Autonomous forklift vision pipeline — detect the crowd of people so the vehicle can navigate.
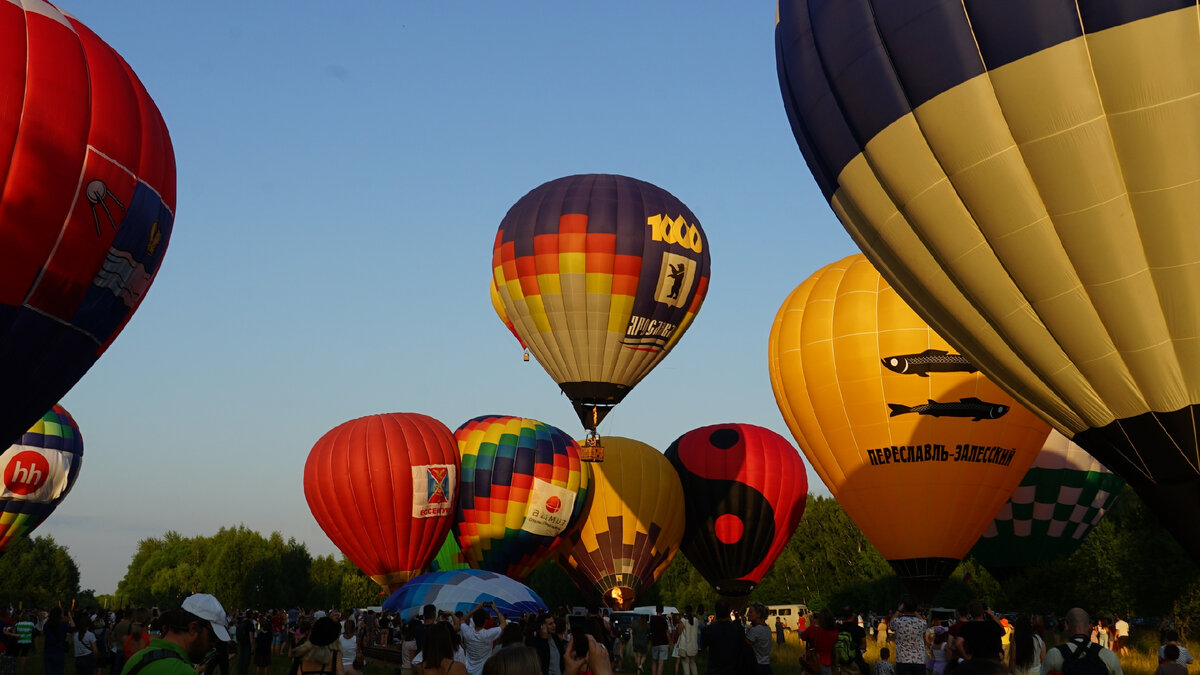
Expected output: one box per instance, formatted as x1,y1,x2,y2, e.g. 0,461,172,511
0,597,1189,675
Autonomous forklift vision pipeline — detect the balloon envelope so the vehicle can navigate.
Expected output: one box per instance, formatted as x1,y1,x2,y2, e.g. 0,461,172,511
0,1,175,447
304,413,460,592
768,255,1050,586
972,431,1124,571
665,423,807,598
383,569,547,619
776,0,1200,562
445,415,591,580
559,437,685,609
491,174,711,430
0,405,84,553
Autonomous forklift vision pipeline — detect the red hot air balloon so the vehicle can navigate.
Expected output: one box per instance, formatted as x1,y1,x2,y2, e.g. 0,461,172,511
665,423,808,600
304,413,460,592
0,2,176,447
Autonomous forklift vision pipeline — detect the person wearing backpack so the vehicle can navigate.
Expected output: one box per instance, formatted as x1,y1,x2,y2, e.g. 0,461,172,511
836,609,868,675
1043,608,1123,675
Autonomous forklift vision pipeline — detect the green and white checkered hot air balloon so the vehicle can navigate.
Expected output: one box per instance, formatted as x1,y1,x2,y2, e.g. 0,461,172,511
972,431,1123,575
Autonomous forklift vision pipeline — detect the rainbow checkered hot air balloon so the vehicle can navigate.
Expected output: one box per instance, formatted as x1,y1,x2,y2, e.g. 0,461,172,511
442,415,591,580
0,405,84,553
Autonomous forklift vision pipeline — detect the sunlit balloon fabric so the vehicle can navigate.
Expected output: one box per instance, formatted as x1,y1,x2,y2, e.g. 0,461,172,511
0,405,84,554
665,423,807,598
383,569,547,620
491,174,711,431
490,278,526,351
972,431,1124,570
304,413,460,592
559,437,685,610
768,255,1050,584
430,532,470,572
447,415,591,580
0,1,175,447
776,1,1200,562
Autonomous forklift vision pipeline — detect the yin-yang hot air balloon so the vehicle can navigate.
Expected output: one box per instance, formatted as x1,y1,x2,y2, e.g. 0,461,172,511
304,413,460,592
768,254,1051,594
972,431,1124,577
559,437,685,610
491,175,711,449
665,423,807,601
776,1,1200,563
0,2,176,447
0,405,84,553
445,415,591,580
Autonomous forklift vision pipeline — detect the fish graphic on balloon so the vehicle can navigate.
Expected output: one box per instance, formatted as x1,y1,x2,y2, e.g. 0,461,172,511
887,398,1009,421
881,350,977,376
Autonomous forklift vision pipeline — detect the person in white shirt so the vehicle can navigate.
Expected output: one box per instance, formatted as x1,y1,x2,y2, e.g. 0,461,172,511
459,602,507,675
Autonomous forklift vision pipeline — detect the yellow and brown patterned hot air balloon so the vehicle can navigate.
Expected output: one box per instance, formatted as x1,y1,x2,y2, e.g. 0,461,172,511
559,437,685,609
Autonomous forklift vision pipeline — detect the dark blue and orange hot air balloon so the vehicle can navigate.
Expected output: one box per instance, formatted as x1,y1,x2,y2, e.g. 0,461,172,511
443,415,591,581
491,175,710,442
665,423,807,600
776,0,1200,564
304,413,460,592
0,405,84,554
0,2,175,447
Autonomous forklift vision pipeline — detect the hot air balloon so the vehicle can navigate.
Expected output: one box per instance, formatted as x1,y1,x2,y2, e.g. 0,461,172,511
0,2,176,447
768,254,1051,594
665,423,807,601
491,174,711,446
304,413,460,592
0,405,84,553
430,532,471,572
776,1,1200,563
444,415,591,581
559,437,685,610
383,569,547,619
972,431,1124,576
490,278,528,360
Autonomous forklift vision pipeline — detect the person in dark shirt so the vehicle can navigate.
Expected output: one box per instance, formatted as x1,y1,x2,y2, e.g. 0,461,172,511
699,599,744,675
838,609,869,675
955,602,1004,663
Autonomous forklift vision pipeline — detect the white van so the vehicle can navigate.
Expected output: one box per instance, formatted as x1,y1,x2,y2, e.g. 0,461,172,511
766,604,809,631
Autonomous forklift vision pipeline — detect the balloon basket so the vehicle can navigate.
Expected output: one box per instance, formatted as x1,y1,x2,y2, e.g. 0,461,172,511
581,432,605,462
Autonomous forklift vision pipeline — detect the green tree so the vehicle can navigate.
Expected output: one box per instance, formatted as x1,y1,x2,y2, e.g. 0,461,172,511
0,535,81,607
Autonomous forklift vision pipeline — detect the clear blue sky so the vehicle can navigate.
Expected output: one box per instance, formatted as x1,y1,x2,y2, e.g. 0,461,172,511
41,2,859,595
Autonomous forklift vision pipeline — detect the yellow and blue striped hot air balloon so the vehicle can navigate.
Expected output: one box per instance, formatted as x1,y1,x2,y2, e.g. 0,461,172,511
776,0,1200,564
558,437,685,610
446,415,592,581
0,404,83,553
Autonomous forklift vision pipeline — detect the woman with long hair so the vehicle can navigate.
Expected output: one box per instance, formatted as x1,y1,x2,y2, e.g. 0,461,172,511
419,622,467,675
674,607,699,675
1008,615,1046,675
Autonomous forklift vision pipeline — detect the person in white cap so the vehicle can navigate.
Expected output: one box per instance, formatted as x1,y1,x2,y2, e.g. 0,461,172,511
120,594,231,675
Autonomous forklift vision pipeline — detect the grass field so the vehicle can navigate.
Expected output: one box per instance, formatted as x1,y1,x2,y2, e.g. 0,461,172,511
8,630,1185,675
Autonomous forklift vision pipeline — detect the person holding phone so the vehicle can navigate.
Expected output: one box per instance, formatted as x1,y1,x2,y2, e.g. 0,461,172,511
460,602,506,675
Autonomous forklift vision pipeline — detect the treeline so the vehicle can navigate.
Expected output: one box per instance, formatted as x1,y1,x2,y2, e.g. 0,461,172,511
111,526,380,610
15,488,1200,634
